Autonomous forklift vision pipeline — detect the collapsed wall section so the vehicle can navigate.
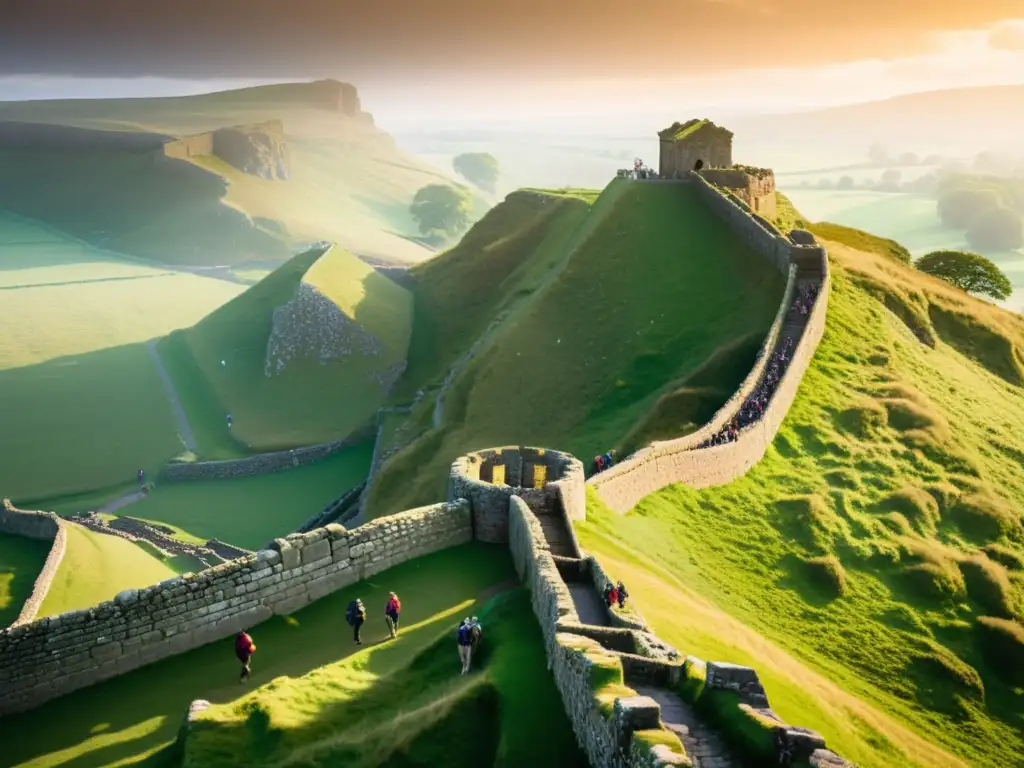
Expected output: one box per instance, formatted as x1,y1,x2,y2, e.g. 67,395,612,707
0,501,471,716
0,500,68,628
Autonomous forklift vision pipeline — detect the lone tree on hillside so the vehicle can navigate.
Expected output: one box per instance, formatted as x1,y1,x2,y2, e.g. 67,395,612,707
915,250,1012,301
937,187,1001,229
410,184,473,239
452,153,500,193
966,206,1024,252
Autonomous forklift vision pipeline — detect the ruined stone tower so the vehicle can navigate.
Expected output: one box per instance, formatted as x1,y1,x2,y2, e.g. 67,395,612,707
658,119,733,178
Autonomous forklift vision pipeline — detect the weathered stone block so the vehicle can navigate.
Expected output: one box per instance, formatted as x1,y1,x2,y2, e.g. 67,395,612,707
301,538,331,564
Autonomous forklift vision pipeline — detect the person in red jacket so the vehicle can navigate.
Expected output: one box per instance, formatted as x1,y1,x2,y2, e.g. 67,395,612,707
385,592,402,639
235,629,256,682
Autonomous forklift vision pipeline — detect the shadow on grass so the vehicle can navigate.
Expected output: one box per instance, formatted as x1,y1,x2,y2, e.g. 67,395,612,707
0,543,516,768
0,534,52,628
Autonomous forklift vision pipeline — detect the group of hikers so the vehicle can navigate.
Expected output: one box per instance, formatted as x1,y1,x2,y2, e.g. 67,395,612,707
231,592,485,682
603,580,629,609
592,449,617,475
699,282,819,449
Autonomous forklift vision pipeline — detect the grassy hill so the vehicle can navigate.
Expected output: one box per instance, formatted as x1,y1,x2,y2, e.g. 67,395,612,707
579,220,1024,766
367,180,786,516
0,80,484,267
0,544,563,768
0,533,51,628
161,244,413,453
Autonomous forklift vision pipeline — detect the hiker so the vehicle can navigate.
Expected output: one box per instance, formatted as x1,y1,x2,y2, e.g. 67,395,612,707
604,582,618,608
469,616,483,662
226,413,233,428
235,629,256,682
137,469,145,484
594,455,605,474
385,592,401,639
616,581,629,609
603,449,616,469
457,617,474,674
346,598,367,645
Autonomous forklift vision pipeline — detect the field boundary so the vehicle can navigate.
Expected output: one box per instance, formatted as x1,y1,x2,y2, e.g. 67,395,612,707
0,500,68,627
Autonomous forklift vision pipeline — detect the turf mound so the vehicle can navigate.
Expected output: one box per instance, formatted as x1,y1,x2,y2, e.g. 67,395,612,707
160,244,413,452
367,181,786,516
577,219,1024,766
181,589,585,767
0,80,482,266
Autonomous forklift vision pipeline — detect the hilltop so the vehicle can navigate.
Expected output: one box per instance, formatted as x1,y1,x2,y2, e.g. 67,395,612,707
367,179,787,516
0,80,482,267
160,244,413,454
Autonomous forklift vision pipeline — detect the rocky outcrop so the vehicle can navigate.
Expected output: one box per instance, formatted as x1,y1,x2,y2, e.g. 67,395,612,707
264,283,383,377
212,120,290,180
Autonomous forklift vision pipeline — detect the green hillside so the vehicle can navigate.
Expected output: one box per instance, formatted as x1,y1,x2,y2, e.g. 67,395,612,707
581,227,1024,766
0,533,51,628
367,181,786,516
0,80,485,266
161,244,413,452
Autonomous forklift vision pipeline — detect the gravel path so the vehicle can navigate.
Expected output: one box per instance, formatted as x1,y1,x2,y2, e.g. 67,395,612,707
146,339,198,452
634,684,746,768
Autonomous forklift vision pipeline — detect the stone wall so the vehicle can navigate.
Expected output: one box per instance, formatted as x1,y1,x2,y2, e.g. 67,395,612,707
0,500,67,628
162,424,374,481
448,447,585,543
0,501,471,715
162,132,215,161
698,167,777,217
161,120,290,180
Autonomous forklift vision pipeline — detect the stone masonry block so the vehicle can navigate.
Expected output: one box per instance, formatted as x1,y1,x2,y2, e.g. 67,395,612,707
90,641,123,662
272,538,301,570
301,538,331,565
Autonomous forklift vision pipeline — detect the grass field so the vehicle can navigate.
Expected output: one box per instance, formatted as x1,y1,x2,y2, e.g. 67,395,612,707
37,525,188,619
579,238,1024,767
0,543,532,768
162,245,413,452
368,181,786,516
126,440,374,550
0,533,51,628
0,81,489,267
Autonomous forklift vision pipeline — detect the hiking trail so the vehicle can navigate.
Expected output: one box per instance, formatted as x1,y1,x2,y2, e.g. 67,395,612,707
633,684,746,768
146,340,198,453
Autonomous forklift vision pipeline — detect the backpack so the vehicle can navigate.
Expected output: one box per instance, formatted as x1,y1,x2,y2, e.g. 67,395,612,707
346,600,359,626
457,624,471,645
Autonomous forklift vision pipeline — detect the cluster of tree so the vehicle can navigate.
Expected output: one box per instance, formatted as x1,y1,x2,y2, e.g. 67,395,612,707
409,184,474,244
915,250,1012,301
935,175,1024,252
806,171,939,194
452,152,500,193
866,143,945,168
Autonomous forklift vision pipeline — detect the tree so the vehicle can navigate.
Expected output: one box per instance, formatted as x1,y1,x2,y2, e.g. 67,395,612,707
452,153,500,193
868,142,889,166
878,169,903,191
410,184,473,238
937,187,1000,228
898,152,920,166
915,250,1012,300
837,175,855,190
966,206,1024,252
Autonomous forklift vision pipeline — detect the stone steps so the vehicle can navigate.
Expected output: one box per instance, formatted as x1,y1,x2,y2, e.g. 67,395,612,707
633,684,748,768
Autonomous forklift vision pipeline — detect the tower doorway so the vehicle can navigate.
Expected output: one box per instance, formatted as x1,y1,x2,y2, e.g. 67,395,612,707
693,158,704,171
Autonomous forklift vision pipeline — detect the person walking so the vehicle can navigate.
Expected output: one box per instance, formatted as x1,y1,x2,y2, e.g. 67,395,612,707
385,592,401,639
346,598,366,645
616,581,629,609
457,618,474,675
235,629,256,682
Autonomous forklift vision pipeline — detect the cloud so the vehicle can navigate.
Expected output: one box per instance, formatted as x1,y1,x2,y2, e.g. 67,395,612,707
989,18,1024,50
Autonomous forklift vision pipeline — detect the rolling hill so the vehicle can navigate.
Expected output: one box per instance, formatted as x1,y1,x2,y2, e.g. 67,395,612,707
0,79,484,267
366,179,787,516
160,243,414,453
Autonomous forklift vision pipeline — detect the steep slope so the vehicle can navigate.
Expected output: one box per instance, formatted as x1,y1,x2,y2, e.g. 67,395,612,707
0,80,479,266
581,232,1024,766
159,244,413,452
367,181,786,516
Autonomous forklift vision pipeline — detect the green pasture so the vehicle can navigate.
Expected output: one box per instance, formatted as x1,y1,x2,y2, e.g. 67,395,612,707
0,544,555,768
369,181,785,515
580,247,1024,767
127,440,374,550
0,533,51,628
37,525,188,619
164,246,412,453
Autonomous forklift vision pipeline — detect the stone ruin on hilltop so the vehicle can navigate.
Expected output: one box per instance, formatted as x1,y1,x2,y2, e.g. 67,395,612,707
159,119,292,181
658,118,777,217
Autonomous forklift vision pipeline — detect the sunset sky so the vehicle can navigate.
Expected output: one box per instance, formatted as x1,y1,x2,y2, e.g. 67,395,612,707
1,1,1022,130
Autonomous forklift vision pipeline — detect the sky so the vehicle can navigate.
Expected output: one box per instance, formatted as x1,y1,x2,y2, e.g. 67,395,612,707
0,1,1022,132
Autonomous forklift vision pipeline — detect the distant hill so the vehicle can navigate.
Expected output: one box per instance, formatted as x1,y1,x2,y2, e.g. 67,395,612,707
158,243,413,453
0,80,482,266
735,85,1024,164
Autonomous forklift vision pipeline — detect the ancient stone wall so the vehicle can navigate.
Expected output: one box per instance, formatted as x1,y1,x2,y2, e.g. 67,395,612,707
161,132,215,161
698,168,777,217
162,424,374,482
0,501,471,715
0,500,68,628
448,447,585,543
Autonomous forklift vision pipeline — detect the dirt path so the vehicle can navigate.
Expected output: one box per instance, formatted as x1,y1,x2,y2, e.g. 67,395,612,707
96,490,147,515
145,340,198,452
633,684,746,768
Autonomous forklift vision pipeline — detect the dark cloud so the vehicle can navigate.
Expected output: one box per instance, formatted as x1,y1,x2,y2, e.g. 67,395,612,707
0,0,1021,79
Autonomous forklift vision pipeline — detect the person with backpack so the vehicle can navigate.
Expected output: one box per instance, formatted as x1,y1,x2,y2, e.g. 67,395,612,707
235,629,256,682
604,582,619,608
616,581,629,609
593,455,605,474
346,598,366,645
603,449,617,469
385,592,401,639
457,618,474,674
469,616,483,655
